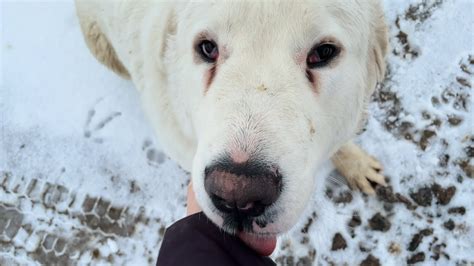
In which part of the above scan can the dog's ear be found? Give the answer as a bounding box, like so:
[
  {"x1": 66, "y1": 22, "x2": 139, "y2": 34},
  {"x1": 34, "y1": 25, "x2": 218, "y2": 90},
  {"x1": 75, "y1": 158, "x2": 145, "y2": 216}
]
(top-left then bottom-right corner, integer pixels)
[
  {"x1": 76, "y1": 1, "x2": 130, "y2": 79},
  {"x1": 366, "y1": 1, "x2": 389, "y2": 94},
  {"x1": 81, "y1": 22, "x2": 131, "y2": 79}
]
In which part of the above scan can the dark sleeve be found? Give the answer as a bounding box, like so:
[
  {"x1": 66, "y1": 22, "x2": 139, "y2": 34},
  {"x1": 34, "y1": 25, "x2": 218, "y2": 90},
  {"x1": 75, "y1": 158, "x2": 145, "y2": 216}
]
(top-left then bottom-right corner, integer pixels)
[{"x1": 156, "y1": 212, "x2": 276, "y2": 266}]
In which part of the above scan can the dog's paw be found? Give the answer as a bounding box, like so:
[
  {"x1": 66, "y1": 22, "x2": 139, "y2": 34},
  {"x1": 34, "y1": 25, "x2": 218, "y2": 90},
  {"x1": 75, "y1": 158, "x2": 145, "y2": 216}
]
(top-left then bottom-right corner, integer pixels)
[
  {"x1": 332, "y1": 142, "x2": 387, "y2": 195},
  {"x1": 343, "y1": 154, "x2": 386, "y2": 195}
]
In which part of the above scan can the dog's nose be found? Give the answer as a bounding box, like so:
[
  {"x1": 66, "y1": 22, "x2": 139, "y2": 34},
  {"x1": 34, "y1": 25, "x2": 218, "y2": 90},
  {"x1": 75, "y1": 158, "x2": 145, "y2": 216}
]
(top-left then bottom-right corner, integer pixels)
[{"x1": 204, "y1": 160, "x2": 282, "y2": 217}]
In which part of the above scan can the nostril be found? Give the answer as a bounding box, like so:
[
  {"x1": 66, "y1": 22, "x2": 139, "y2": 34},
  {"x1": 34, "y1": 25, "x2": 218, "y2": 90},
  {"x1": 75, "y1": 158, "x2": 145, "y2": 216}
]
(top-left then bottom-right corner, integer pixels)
[
  {"x1": 210, "y1": 194, "x2": 234, "y2": 213},
  {"x1": 222, "y1": 202, "x2": 234, "y2": 210},
  {"x1": 237, "y1": 202, "x2": 254, "y2": 211}
]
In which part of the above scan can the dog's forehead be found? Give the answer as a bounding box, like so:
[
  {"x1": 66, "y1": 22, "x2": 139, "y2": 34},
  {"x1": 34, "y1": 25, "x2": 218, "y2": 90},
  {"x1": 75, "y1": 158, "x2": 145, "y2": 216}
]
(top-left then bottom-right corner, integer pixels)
[{"x1": 180, "y1": 0, "x2": 368, "y2": 51}]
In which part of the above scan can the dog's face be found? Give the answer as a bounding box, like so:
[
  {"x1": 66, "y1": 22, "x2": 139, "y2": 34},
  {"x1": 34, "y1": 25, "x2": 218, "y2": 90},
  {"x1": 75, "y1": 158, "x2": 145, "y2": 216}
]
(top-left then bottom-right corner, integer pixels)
[{"x1": 164, "y1": 0, "x2": 386, "y2": 236}]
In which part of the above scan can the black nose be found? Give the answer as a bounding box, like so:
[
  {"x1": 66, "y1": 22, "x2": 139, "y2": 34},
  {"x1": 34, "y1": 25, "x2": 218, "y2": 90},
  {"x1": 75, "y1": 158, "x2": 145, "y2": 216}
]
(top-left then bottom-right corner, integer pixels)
[{"x1": 204, "y1": 158, "x2": 282, "y2": 217}]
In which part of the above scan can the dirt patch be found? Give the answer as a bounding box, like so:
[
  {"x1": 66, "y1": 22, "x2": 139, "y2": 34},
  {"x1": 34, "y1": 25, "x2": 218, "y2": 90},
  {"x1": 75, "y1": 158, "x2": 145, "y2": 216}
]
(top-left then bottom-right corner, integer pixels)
[
  {"x1": 331, "y1": 233, "x2": 347, "y2": 251},
  {"x1": 360, "y1": 254, "x2": 381, "y2": 266},
  {"x1": 368, "y1": 213, "x2": 391, "y2": 232},
  {"x1": 407, "y1": 252, "x2": 426, "y2": 264},
  {"x1": 404, "y1": 0, "x2": 444, "y2": 23},
  {"x1": 410, "y1": 186, "x2": 433, "y2": 207}
]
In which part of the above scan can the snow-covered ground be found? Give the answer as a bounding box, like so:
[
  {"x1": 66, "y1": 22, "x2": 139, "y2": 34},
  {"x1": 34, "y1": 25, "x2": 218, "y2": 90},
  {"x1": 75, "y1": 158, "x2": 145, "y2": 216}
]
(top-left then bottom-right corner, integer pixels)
[{"x1": 1, "y1": 0, "x2": 472, "y2": 265}]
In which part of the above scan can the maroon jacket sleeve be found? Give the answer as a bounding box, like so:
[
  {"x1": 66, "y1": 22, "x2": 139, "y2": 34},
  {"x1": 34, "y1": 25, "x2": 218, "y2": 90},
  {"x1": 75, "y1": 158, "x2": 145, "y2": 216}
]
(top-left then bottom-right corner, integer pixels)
[{"x1": 156, "y1": 212, "x2": 276, "y2": 266}]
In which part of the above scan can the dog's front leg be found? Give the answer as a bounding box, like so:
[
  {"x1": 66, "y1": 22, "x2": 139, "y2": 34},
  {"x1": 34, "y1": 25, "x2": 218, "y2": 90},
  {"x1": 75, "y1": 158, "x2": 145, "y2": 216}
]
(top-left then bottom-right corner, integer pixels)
[{"x1": 331, "y1": 141, "x2": 387, "y2": 195}]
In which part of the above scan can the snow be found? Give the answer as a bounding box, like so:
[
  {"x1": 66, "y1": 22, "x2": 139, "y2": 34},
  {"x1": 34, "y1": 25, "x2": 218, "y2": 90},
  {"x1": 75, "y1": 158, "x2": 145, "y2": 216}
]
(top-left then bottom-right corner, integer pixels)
[{"x1": 1, "y1": 0, "x2": 473, "y2": 265}]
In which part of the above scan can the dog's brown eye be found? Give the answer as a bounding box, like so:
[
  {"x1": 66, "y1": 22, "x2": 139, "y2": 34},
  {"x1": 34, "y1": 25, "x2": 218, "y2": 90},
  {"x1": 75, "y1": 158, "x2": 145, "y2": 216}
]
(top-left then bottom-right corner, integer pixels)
[
  {"x1": 197, "y1": 40, "x2": 219, "y2": 63},
  {"x1": 307, "y1": 44, "x2": 339, "y2": 68}
]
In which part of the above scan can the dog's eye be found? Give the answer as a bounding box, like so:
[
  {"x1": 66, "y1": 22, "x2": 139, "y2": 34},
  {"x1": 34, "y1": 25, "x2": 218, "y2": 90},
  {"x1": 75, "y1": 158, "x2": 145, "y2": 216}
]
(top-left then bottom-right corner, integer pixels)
[
  {"x1": 306, "y1": 44, "x2": 339, "y2": 68},
  {"x1": 197, "y1": 40, "x2": 219, "y2": 63}
]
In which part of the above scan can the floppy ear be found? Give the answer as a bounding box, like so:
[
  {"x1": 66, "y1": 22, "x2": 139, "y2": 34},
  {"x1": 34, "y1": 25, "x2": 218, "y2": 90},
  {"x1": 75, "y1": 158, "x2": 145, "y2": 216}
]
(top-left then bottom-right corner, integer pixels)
[
  {"x1": 76, "y1": 0, "x2": 130, "y2": 79},
  {"x1": 366, "y1": 1, "x2": 389, "y2": 94}
]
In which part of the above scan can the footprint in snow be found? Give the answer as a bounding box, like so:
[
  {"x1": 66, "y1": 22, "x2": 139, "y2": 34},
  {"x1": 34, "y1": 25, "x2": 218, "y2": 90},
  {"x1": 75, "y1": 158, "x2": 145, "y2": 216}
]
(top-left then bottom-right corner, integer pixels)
[
  {"x1": 142, "y1": 139, "x2": 166, "y2": 167},
  {"x1": 83, "y1": 98, "x2": 121, "y2": 143}
]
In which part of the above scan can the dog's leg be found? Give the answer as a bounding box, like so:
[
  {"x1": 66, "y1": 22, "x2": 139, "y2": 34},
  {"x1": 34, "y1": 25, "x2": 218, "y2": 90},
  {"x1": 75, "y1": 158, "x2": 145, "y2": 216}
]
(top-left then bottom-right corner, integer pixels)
[{"x1": 331, "y1": 141, "x2": 386, "y2": 195}]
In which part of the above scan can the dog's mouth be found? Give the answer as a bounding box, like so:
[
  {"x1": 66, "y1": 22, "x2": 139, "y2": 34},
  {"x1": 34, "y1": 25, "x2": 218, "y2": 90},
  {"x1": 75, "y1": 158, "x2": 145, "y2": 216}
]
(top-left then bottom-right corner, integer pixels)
[
  {"x1": 220, "y1": 209, "x2": 274, "y2": 231},
  {"x1": 216, "y1": 210, "x2": 279, "y2": 255}
]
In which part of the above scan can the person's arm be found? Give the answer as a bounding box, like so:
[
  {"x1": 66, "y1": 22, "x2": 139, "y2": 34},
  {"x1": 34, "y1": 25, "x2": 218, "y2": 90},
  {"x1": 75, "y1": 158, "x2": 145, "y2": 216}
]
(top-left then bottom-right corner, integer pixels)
[
  {"x1": 156, "y1": 212, "x2": 275, "y2": 266},
  {"x1": 156, "y1": 183, "x2": 276, "y2": 266}
]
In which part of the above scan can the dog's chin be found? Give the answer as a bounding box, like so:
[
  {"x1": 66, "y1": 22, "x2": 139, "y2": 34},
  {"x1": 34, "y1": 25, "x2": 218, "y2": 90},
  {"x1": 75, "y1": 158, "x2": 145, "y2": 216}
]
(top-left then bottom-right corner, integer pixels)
[{"x1": 204, "y1": 209, "x2": 283, "y2": 236}]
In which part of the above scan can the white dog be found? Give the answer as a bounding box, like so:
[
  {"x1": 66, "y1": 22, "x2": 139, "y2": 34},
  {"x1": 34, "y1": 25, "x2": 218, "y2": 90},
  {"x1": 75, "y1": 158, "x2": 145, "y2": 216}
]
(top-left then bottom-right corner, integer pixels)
[{"x1": 76, "y1": 0, "x2": 388, "y2": 248}]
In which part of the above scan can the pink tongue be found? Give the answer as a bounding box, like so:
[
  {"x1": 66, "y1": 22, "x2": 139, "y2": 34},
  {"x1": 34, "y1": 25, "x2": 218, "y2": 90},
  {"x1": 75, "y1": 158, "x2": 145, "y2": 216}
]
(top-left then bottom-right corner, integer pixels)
[{"x1": 238, "y1": 232, "x2": 277, "y2": 257}]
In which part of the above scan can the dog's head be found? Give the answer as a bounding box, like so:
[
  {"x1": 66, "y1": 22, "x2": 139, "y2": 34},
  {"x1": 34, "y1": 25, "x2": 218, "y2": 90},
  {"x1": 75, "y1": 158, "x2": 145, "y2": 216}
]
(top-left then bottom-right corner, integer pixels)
[{"x1": 163, "y1": 0, "x2": 387, "y2": 236}]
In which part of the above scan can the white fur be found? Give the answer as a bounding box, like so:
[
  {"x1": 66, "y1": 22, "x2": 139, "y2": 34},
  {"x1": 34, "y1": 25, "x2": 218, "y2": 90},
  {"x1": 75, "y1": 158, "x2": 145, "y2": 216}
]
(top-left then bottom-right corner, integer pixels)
[{"x1": 76, "y1": 0, "x2": 388, "y2": 236}]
